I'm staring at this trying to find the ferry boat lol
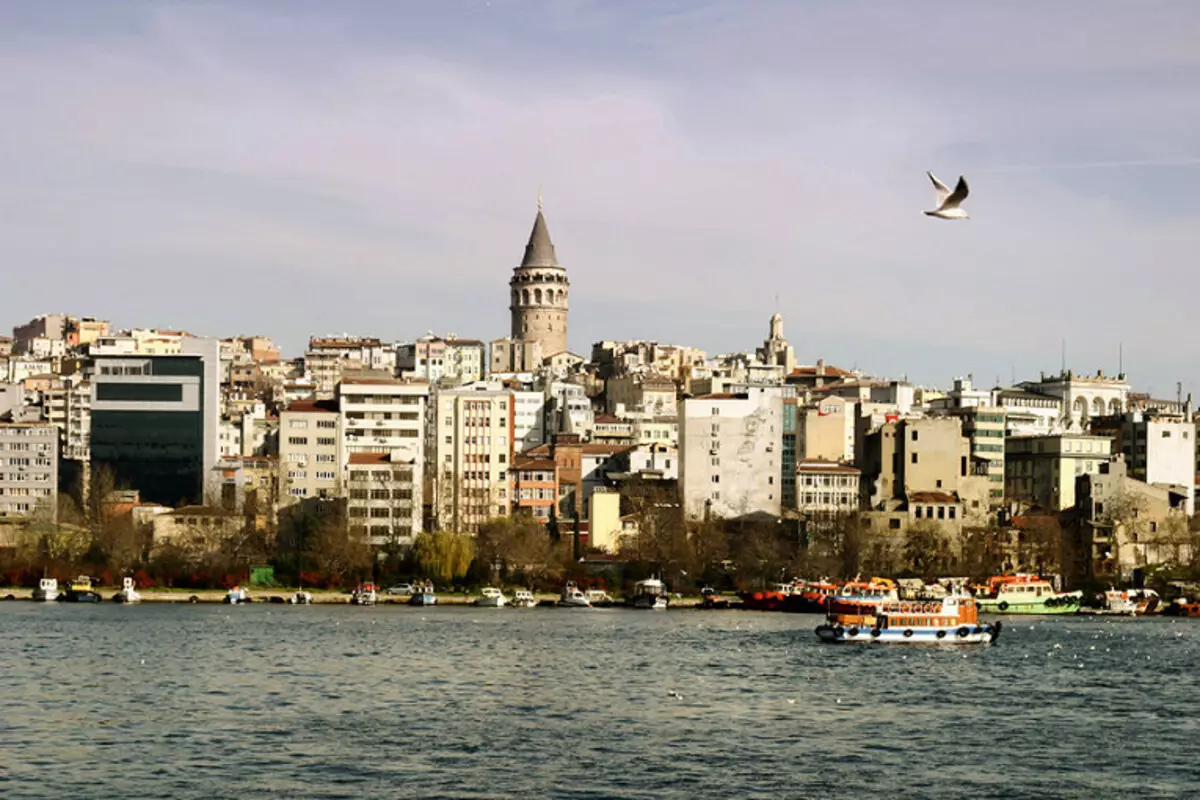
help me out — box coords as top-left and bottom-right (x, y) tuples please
(63, 576), (103, 603)
(558, 581), (591, 607)
(224, 585), (251, 604)
(974, 575), (1081, 614)
(475, 587), (508, 607)
(351, 583), (378, 606)
(816, 592), (1002, 645)
(1103, 588), (1160, 616)
(114, 576), (142, 604)
(32, 578), (59, 602)
(629, 578), (669, 610)
(511, 589), (538, 608)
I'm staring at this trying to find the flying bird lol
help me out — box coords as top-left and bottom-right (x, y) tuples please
(924, 172), (970, 219)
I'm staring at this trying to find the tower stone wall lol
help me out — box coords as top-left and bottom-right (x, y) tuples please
(509, 204), (569, 358)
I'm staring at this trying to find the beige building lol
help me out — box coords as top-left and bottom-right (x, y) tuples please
(588, 487), (622, 552)
(949, 406), (1006, 505)
(1005, 433), (1112, 511)
(756, 312), (796, 373)
(279, 399), (342, 502)
(795, 459), (860, 518)
(605, 373), (678, 417)
(435, 386), (515, 532)
(0, 422), (58, 522)
(679, 388), (783, 519)
(796, 395), (856, 462)
(347, 452), (420, 546)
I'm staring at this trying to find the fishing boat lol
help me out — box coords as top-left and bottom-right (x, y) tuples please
(629, 577), (669, 610)
(974, 575), (1081, 614)
(475, 587), (508, 607)
(114, 577), (142, 604)
(62, 576), (103, 603)
(816, 592), (1002, 645)
(1103, 588), (1160, 616)
(511, 589), (538, 608)
(32, 577), (59, 602)
(558, 581), (591, 607)
(224, 585), (251, 604)
(351, 583), (377, 606)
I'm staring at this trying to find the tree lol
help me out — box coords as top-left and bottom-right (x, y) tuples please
(414, 531), (474, 585)
(307, 515), (372, 586)
(903, 521), (949, 580)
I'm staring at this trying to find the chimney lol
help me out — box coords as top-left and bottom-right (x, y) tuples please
(817, 358), (826, 376)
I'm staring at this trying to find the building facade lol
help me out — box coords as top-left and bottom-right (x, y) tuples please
(279, 399), (342, 502)
(0, 422), (58, 522)
(1005, 434), (1113, 511)
(434, 387), (515, 532)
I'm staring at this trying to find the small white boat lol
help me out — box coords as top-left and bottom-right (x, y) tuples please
(558, 581), (591, 608)
(351, 583), (377, 606)
(290, 591), (313, 605)
(585, 589), (615, 608)
(32, 578), (59, 602)
(224, 586), (251, 604)
(475, 587), (508, 607)
(511, 589), (538, 608)
(1103, 588), (1159, 616)
(630, 577), (669, 610)
(115, 577), (142, 604)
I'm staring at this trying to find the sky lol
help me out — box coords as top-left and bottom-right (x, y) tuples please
(2, 1), (1199, 396)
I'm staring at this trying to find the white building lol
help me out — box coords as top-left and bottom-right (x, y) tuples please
(796, 459), (861, 518)
(1019, 370), (1129, 429)
(0, 422), (58, 522)
(1117, 411), (1195, 516)
(347, 451), (420, 545)
(434, 386), (514, 532)
(680, 389), (783, 519)
(512, 389), (546, 453)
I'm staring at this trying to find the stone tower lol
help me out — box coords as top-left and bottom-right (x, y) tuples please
(509, 199), (569, 358)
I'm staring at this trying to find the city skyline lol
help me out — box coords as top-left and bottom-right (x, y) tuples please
(2, 2), (1199, 391)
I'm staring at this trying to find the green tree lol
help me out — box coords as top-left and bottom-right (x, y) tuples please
(415, 531), (475, 585)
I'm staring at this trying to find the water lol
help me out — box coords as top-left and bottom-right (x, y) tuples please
(2, 604), (1198, 800)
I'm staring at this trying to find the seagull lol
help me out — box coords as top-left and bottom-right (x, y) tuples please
(924, 171), (970, 219)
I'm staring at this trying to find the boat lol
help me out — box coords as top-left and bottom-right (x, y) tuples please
(114, 577), (142, 604)
(738, 582), (796, 611)
(290, 590), (313, 605)
(62, 576), (103, 603)
(224, 585), (251, 604)
(476, 587), (508, 607)
(974, 575), (1081, 614)
(32, 578), (59, 602)
(585, 589), (616, 608)
(700, 587), (732, 609)
(825, 578), (901, 616)
(1162, 599), (1200, 618)
(629, 577), (669, 610)
(782, 580), (839, 613)
(351, 583), (377, 606)
(816, 591), (1002, 645)
(1103, 588), (1159, 616)
(409, 585), (437, 606)
(557, 581), (591, 607)
(511, 589), (538, 608)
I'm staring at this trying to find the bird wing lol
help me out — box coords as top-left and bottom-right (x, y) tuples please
(928, 171), (951, 204)
(941, 175), (969, 209)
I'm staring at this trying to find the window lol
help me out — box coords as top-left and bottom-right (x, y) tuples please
(317, 437), (336, 446)
(936, 479), (942, 488)
(711, 457), (720, 467)
(316, 471), (336, 480)
(912, 430), (919, 441)
(316, 454), (335, 463)
(915, 507), (922, 519)
(317, 419), (336, 429)
(288, 437), (308, 446)
(1163, 431), (1171, 438)
(711, 475), (720, 483)
(289, 419), (308, 429)
(768, 476), (774, 485)
(889, 518), (901, 530)
(937, 506), (945, 519)
(948, 507), (956, 519)
(911, 453), (918, 464)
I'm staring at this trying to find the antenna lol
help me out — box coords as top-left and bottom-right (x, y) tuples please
(1010, 364), (1016, 385)
(1178, 381), (1183, 405)
(1060, 339), (1066, 374)
(1118, 342), (1123, 376)
(537, 186), (543, 212)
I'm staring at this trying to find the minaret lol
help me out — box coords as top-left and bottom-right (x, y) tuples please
(509, 196), (569, 358)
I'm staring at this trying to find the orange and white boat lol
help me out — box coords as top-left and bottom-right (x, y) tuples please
(825, 578), (900, 616)
(782, 580), (840, 614)
(816, 591), (1002, 645)
(1103, 588), (1159, 616)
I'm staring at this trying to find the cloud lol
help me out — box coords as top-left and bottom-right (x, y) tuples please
(0, 1), (1198, 394)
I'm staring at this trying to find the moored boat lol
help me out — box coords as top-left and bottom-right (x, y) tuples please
(511, 589), (538, 608)
(408, 586), (436, 606)
(782, 580), (839, 613)
(629, 577), (669, 610)
(290, 590), (313, 605)
(557, 581), (591, 607)
(32, 578), (59, 602)
(476, 587), (508, 607)
(974, 575), (1081, 614)
(224, 585), (251, 604)
(62, 576), (103, 603)
(816, 592), (1002, 645)
(739, 582), (795, 611)
(1162, 599), (1200, 618)
(114, 577), (142, 604)
(825, 578), (900, 616)
(351, 583), (378, 606)
(1103, 588), (1159, 616)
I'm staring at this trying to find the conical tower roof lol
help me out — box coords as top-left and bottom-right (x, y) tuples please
(520, 208), (560, 269)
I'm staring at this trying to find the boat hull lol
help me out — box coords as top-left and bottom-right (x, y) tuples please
(32, 590), (58, 602)
(816, 621), (1001, 645)
(63, 591), (103, 603)
(475, 597), (506, 607)
(630, 595), (668, 610)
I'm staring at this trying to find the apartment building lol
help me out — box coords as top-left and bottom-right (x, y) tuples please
(434, 386), (514, 532)
(278, 399), (342, 502)
(347, 452), (420, 545)
(0, 422), (58, 522)
(1005, 434), (1112, 511)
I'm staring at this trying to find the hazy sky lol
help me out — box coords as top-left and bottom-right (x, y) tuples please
(2, 1), (1199, 395)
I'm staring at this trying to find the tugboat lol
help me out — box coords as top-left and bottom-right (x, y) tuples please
(974, 575), (1081, 615)
(629, 577), (669, 610)
(62, 576), (103, 603)
(350, 583), (378, 606)
(825, 578), (901, 615)
(782, 580), (840, 613)
(738, 582), (795, 611)
(816, 591), (1002, 645)
(114, 576), (142, 604)
(32, 577), (60, 602)
(1103, 588), (1159, 616)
